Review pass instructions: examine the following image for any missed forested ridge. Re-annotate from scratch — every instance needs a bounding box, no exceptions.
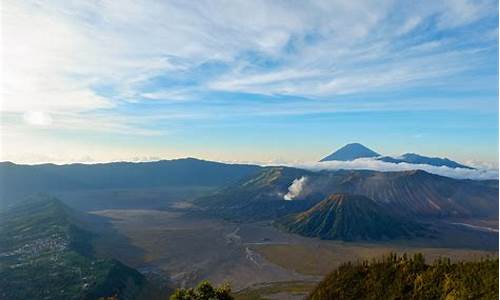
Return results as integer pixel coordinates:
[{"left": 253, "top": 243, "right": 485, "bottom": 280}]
[
  {"left": 308, "top": 253, "right": 498, "bottom": 300},
  {"left": 0, "top": 198, "right": 146, "bottom": 300}
]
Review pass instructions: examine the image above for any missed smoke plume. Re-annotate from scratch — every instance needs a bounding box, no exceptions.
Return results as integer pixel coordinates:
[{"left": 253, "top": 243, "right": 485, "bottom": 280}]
[{"left": 284, "top": 176, "right": 308, "bottom": 200}]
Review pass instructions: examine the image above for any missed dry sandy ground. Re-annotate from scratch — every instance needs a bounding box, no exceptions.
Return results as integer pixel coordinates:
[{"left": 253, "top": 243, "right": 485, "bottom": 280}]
[
  {"left": 90, "top": 209, "right": 318, "bottom": 290},
  {"left": 89, "top": 207, "right": 498, "bottom": 295}
]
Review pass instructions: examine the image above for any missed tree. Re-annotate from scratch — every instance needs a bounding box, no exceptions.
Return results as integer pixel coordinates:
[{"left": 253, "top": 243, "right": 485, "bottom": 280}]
[{"left": 170, "top": 280, "right": 233, "bottom": 300}]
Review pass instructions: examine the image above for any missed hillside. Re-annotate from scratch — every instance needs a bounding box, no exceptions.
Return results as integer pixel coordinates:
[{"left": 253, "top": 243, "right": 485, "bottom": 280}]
[
  {"left": 308, "top": 253, "right": 498, "bottom": 300},
  {"left": 196, "top": 167, "right": 498, "bottom": 221},
  {"left": 194, "top": 167, "right": 320, "bottom": 220},
  {"left": 326, "top": 169, "right": 497, "bottom": 218},
  {"left": 0, "top": 197, "right": 147, "bottom": 300},
  {"left": 279, "top": 194, "right": 425, "bottom": 241},
  {"left": 0, "top": 158, "right": 261, "bottom": 206}
]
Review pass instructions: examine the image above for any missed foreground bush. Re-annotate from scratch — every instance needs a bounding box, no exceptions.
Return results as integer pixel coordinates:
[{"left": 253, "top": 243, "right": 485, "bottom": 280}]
[
  {"left": 308, "top": 253, "right": 498, "bottom": 300},
  {"left": 170, "top": 280, "right": 233, "bottom": 300}
]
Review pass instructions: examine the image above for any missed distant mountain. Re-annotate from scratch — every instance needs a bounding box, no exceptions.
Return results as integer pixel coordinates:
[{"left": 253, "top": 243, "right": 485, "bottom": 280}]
[
  {"left": 279, "top": 193, "right": 425, "bottom": 241},
  {"left": 0, "top": 197, "right": 147, "bottom": 300},
  {"left": 0, "top": 158, "right": 261, "bottom": 207},
  {"left": 319, "top": 143, "right": 380, "bottom": 161},
  {"left": 319, "top": 143, "right": 473, "bottom": 169},
  {"left": 195, "top": 167, "right": 498, "bottom": 221},
  {"left": 377, "top": 153, "right": 474, "bottom": 169}
]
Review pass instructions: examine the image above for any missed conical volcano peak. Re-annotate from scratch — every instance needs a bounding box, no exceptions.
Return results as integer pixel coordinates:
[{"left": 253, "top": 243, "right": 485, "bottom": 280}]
[
  {"left": 280, "top": 193, "right": 424, "bottom": 241},
  {"left": 320, "top": 143, "right": 380, "bottom": 162}
]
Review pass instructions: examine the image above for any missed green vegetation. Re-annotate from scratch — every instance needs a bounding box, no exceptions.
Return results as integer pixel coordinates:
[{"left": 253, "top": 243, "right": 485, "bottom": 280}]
[
  {"left": 0, "top": 197, "right": 146, "bottom": 300},
  {"left": 170, "top": 280, "right": 233, "bottom": 300},
  {"left": 175, "top": 254, "right": 498, "bottom": 300},
  {"left": 308, "top": 253, "right": 498, "bottom": 300}
]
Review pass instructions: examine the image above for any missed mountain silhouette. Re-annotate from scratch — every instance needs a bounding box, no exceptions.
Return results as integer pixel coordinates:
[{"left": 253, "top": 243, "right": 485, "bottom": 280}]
[{"left": 320, "top": 143, "right": 380, "bottom": 161}]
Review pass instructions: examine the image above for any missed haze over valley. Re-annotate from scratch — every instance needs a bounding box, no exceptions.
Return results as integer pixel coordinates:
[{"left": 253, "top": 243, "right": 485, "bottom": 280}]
[{"left": 1, "top": 143, "right": 498, "bottom": 299}]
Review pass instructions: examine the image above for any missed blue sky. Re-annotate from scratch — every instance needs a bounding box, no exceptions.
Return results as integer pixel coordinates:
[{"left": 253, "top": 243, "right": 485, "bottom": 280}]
[{"left": 1, "top": 0, "right": 498, "bottom": 165}]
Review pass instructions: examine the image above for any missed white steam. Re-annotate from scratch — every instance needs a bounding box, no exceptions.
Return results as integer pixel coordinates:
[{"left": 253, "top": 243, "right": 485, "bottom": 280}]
[{"left": 284, "top": 176, "right": 308, "bottom": 200}]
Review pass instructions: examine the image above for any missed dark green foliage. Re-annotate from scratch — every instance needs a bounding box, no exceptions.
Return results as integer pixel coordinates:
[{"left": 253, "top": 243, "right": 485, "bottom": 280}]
[
  {"left": 170, "top": 280, "right": 233, "bottom": 300},
  {"left": 308, "top": 253, "right": 499, "bottom": 300},
  {"left": 0, "top": 197, "right": 146, "bottom": 300},
  {"left": 279, "top": 194, "right": 426, "bottom": 241}
]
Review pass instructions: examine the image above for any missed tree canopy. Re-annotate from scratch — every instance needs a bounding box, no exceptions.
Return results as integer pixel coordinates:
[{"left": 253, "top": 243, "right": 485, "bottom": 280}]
[
  {"left": 308, "top": 253, "right": 498, "bottom": 300},
  {"left": 170, "top": 280, "right": 233, "bottom": 300}
]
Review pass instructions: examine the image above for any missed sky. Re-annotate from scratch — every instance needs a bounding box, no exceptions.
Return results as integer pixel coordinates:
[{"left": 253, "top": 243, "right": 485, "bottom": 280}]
[{"left": 1, "top": 0, "right": 498, "bottom": 166}]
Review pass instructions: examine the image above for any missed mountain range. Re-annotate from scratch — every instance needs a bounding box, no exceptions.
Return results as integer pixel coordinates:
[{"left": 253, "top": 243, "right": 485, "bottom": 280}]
[
  {"left": 195, "top": 166, "right": 498, "bottom": 223},
  {"left": 377, "top": 153, "right": 474, "bottom": 169},
  {"left": 0, "top": 143, "right": 479, "bottom": 208},
  {"left": 320, "top": 143, "right": 474, "bottom": 169},
  {"left": 1, "top": 150, "right": 497, "bottom": 243},
  {"left": 0, "top": 158, "right": 261, "bottom": 207}
]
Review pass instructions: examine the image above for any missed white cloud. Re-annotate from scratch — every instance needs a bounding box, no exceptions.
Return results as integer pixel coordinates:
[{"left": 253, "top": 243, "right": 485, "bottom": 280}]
[
  {"left": 140, "top": 90, "right": 193, "bottom": 101},
  {"left": 283, "top": 158, "right": 499, "bottom": 180},
  {"left": 1, "top": 1, "right": 112, "bottom": 113},
  {"left": 209, "top": 69, "right": 324, "bottom": 95},
  {"left": 2, "top": 0, "right": 496, "bottom": 115},
  {"left": 23, "top": 111, "right": 53, "bottom": 126},
  {"left": 438, "top": 0, "right": 494, "bottom": 29},
  {"left": 205, "top": 1, "right": 496, "bottom": 97},
  {"left": 397, "top": 16, "right": 422, "bottom": 35}
]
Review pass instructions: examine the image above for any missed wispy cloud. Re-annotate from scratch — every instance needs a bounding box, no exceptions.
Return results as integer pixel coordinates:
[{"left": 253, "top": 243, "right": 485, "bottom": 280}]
[
  {"left": 3, "top": 0, "right": 497, "bottom": 114},
  {"left": 1, "top": 0, "right": 498, "bottom": 164}
]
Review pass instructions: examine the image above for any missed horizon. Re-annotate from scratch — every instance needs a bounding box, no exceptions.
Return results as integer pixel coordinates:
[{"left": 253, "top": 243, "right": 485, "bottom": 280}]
[
  {"left": 1, "top": 141, "right": 498, "bottom": 181},
  {"left": 1, "top": 1, "right": 499, "bottom": 166},
  {"left": 0, "top": 141, "right": 493, "bottom": 168}
]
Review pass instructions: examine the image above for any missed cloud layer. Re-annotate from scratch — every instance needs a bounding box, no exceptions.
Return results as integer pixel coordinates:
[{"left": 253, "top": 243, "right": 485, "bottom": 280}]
[{"left": 284, "top": 158, "right": 499, "bottom": 180}]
